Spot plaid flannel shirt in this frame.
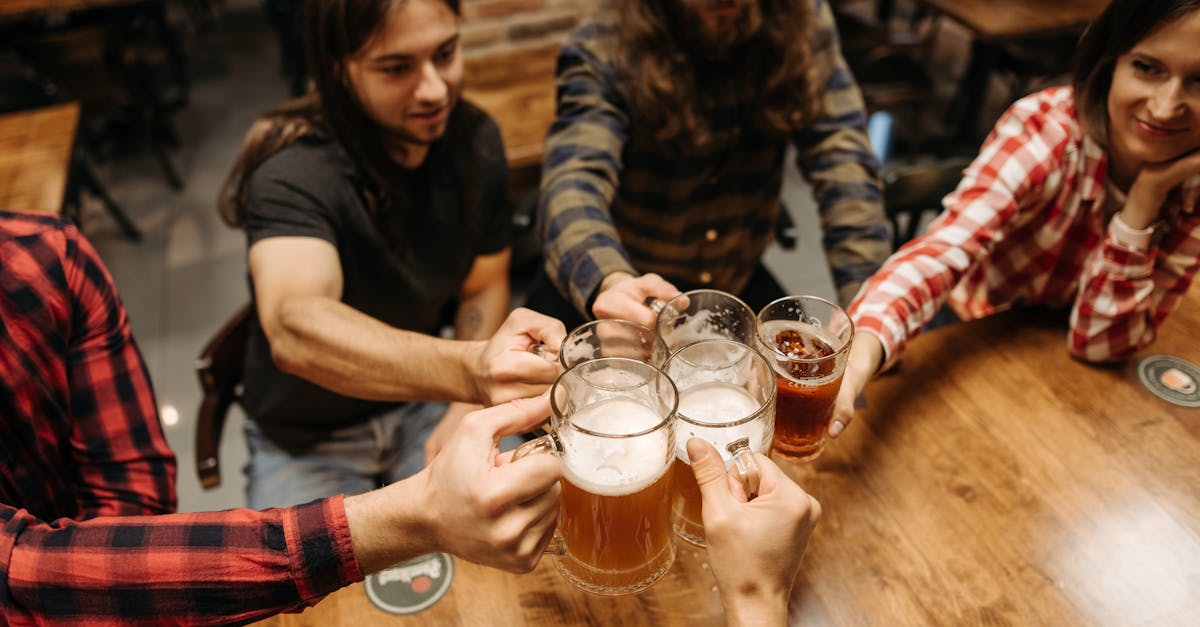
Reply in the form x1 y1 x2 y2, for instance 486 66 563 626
849 87 1200 370
539 0 891 314
0 213 360 625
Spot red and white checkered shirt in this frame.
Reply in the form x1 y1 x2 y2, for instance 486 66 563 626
850 87 1200 370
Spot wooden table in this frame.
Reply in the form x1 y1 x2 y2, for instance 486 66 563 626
0 102 79 215
463 44 558 204
260 288 1200 626
0 0 144 22
922 0 1109 146
922 0 1108 40
464 76 556 173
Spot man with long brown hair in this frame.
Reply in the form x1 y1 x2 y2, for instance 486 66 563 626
217 0 563 510
528 0 892 329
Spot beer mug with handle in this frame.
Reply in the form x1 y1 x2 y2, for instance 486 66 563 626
513 357 678 595
663 339 775 547
655 289 757 353
532 319 670 370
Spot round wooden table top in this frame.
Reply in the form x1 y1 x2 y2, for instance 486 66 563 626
260 288 1200 626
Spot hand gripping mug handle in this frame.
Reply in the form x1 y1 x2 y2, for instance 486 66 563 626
512 434 567 555
726 437 761 500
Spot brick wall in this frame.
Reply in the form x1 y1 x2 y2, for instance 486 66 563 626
461 0 599 58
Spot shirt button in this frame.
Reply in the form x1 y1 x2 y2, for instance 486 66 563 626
699 271 712 284
705 229 718 242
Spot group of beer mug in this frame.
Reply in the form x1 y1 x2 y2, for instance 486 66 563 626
515 290 853 596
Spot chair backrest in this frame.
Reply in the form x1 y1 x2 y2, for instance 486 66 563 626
195 304 252 489
883 157 971 249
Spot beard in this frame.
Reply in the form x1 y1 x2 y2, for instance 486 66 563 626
672 2 763 61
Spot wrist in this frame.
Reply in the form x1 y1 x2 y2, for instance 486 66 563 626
1121 186 1163 230
343 479 434 574
721 588 789 627
450 339 488 404
1109 212 1155 252
599 271 635 293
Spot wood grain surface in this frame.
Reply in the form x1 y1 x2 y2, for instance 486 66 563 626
0 0 146 21
0 103 79 216
260 287 1200 626
922 0 1108 39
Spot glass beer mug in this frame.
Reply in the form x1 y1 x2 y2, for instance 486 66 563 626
663 339 775 546
532 319 670 369
513 357 678 595
756 295 853 461
654 289 757 353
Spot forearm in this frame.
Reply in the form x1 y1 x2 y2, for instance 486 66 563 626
268 296 483 403
343 481 434 574
2 499 360 624
796 120 890 308
539 41 634 313
456 282 509 341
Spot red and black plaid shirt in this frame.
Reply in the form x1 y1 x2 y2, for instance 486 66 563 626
1 213 360 625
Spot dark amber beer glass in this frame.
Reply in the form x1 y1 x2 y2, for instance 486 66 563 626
664 340 775 546
756 296 853 461
514 357 678 595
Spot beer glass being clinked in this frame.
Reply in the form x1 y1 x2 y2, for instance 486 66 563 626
514 357 678 595
663 339 775 546
756 295 853 461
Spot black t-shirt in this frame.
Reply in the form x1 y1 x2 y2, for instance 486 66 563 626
241 106 510 452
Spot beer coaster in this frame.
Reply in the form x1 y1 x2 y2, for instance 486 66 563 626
1136 355 1200 408
364 552 455 616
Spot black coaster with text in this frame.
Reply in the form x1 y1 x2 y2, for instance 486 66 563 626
1137 355 1200 408
364 552 455 616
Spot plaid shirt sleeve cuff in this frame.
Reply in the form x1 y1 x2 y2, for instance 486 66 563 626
1098 239 1155 279
567 246 637 315
852 315 903 373
284 496 363 603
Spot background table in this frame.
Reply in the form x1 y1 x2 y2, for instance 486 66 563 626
922 0 1108 39
0 0 145 22
260 287 1200 626
0 102 79 215
921 0 1109 145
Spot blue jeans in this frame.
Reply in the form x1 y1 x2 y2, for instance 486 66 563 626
243 401 446 509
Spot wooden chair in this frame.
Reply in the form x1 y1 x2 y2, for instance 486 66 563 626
12 4 188 191
882 156 970 248
194 304 252 489
0 73 142 239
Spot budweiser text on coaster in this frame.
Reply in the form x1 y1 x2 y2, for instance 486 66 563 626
663 339 775 547
655 289 757 352
557 318 670 369
756 295 853 461
514 357 678 595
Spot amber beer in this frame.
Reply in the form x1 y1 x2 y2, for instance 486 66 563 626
761 319 845 460
556 397 676 594
670 382 768 545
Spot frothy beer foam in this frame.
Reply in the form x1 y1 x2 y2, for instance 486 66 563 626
675 382 768 463
758 320 843 385
560 398 671 496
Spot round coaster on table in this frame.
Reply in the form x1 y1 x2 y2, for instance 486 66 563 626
364 552 455 616
1137 355 1200 408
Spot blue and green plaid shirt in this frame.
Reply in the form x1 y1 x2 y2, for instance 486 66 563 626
539 0 891 314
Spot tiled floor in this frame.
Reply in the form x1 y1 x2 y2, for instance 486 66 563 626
82 2 842 514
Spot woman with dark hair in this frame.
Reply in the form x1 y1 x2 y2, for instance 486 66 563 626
218 0 562 509
833 0 1200 437
529 0 892 329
